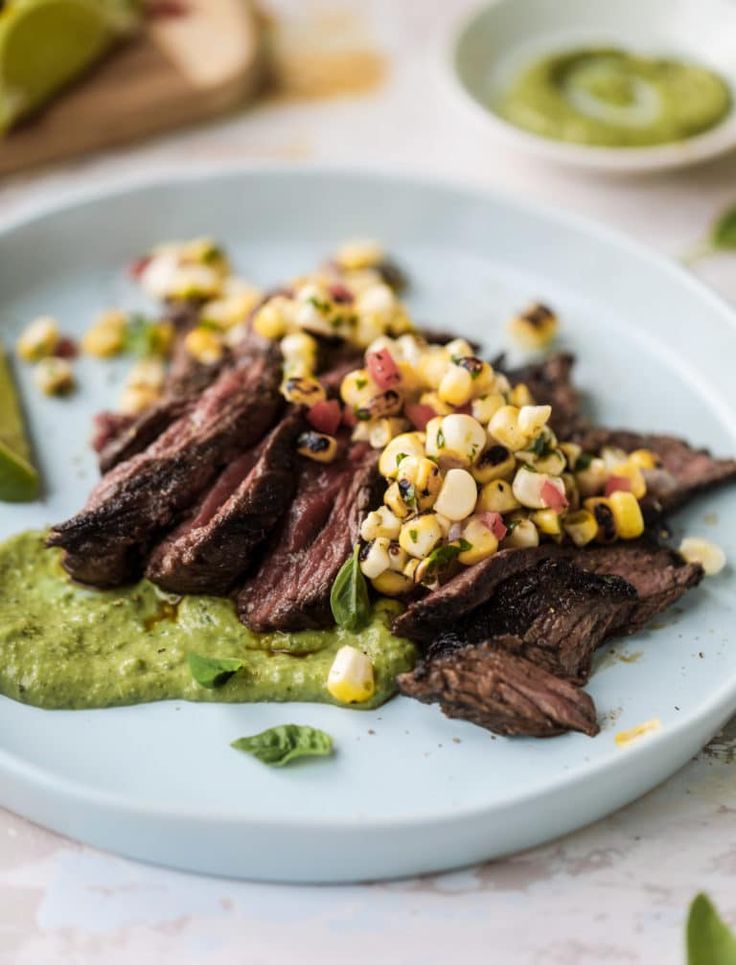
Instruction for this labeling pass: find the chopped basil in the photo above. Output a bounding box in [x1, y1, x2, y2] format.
[424, 539, 472, 577]
[687, 893, 736, 964]
[231, 724, 334, 767]
[396, 452, 407, 467]
[356, 377, 368, 390]
[123, 314, 161, 357]
[188, 653, 243, 688]
[330, 544, 371, 631]
[436, 428, 446, 449]
[409, 528, 418, 543]
[575, 452, 594, 472]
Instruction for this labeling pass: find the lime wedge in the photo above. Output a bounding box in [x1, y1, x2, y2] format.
[0, 0, 137, 133]
[0, 341, 39, 502]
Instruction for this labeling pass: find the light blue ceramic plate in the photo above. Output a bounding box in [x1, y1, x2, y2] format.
[1, 166, 735, 883]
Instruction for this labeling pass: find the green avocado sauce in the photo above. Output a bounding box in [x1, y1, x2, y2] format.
[0, 531, 417, 711]
[499, 47, 731, 147]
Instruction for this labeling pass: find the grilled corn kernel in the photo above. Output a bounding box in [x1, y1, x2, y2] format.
[356, 389, 403, 422]
[417, 347, 451, 389]
[427, 413, 486, 466]
[17, 315, 60, 362]
[488, 405, 527, 451]
[252, 300, 289, 340]
[397, 456, 442, 511]
[471, 392, 505, 425]
[533, 448, 567, 477]
[583, 497, 618, 543]
[360, 506, 402, 541]
[372, 570, 413, 596]
[458, 518, 499, 565]
[399, 515, 443, 559]
[340, 368, 375, 408]
[81, 310, 127, 358]
[119, 384, 160, 415]
[508, 303, 558, 349]
[434, 468, 478, 521]
[628, 448, 660, 471]
[403, 558, 421, 581]
[563, 510, 597, 547]
[561, 472, 581, 512]
[378, 432, 426, 479]
[384, 482, 413, 519]
[297, 430, 338, 463]
[503, 518, 539, 548]
[201, 286, 261, 330]
[359, 537, 392, 579]
[281, 330, 317, 364]
[600, 446, 630, 472]
[512, 467, 566, 510]
[609, 461, 647, 500]
[327, 645, 375, 703]
[608, 490, 645, 540]
[531, 508, 563, 537]
[560, 442, 582, 470]
[438, 365, 474, 407]
[517, 405, 552, 438]
[33, 357, 74, 396]
[471, 444, 515, 484]
[387, 541, 409, 572]
[679, 536, 726, 576]
[575, 456, 608, 497]
[508, 383, 535, 408]
[478, 478, 521, 515]
[445, 338, 475, 359]
[334, 239, 384, 272]
[184, 327, 224, 365]
[282, 376, 327, 407]
[419, 391, 453, 417]
[126, 358, 166, 391]
[369, 417, 408, 450]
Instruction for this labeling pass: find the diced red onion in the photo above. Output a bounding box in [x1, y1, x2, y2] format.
[308, 400, 342, 435]
[405, 403, 435, 430]
[604, 475, 632, 498]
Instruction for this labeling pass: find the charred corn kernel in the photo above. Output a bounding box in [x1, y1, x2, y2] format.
[414, 556, 437, 586]
[438, 365, 474, 407]
[508, 303, 558, 349]
[119, 384, 159, 415]
[615, 718, 661, 747]
[252, 300, 289, 340]
[403, 558, 421, 581]
[561, 472, 581, 511]
[395, 334, 426, 366]
[560, 442, 582, 470]
[575, 456, 608, 497]
[384, 482, 413, 519]
[445, 338, 475, 358]
[360, 506, 402, 541]
[399, 514, 443, 559]
[184, 327, 224, 365]
[517, 405, 552, 439]
[503, 518, 539, 548]
[471, 392, 505, 425]
[456, 357, 496, 396]
[417, 347, 451, 389]
[471, 444, 515, 484]
[359, 537, 392, 580]
[33, 357, 74, 396]
[563, 509, 597, 547]
[280, 331, 318, 365]
[387, 541, 409, 572]
[340, 368, 376, 408]
[297, 430, 338, 463]
[81, 310, 127, 357]
[512, 467, 566, 510]
[508, 383, 535, 408]
[608, 490, 645, 540]
[17, 316, 60, 362]
[679, 536, 726, 576]
[433, 468, 478, 521]
[531, 508, 563, 536]
[397, 456, 442, 511]
[427, 413, 486, 466]
[327, 645, 375, 703]
[334, 239, 384, 271]
[378, 432, 426, 479]
[612, 461, 647, 499]
[126, 358, 166, 391]
[356, 389, 403, 422]
[584, 497, 617, 543]
[488, 405, 527, 451]
[628, 448, 660, 471]
[370, 417, 408, 450]
[283, 359, 312, 380]
[520, 447, 566, 477]
[282, 376, 326, 406]
[419, 390, 453, 416]
[478, 478, 521, 514]
[458, 518, 499, 565]
[372, 570, 413, 596]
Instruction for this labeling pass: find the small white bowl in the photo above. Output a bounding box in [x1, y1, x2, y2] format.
[449, 0, 736, 173]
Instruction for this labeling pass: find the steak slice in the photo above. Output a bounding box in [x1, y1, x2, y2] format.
[501, 352, 582, 439]
[573, 427, 736, 519]
[237, 442, 382, 631]
[145, 410, 304, 595]
[48, 337, 283, 587]
[398, 644, 599, 738]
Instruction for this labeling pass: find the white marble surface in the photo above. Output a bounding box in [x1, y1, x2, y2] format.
[1, 1, 735, 961]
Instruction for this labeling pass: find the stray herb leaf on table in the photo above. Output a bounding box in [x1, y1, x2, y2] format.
[231, 724, 334, 767]
[687, 893, 736, 965]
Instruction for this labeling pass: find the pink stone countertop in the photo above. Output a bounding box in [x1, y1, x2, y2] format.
[1, 2, 735, 962]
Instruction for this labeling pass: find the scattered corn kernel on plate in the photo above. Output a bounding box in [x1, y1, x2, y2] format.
[1, 166, 735, 883]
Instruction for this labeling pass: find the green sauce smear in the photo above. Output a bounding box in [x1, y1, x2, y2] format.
[0, 531, 417, 711]
[499, 47, 731, 147]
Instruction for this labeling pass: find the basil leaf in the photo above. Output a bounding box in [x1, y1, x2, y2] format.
[423, 539, 472, 578]
[188, 653, 243, 688]
[330, 544, 371, 631]
[711, 205, 736, 252]
[231, 724, 333, 767]
[687, 893, 736, 965]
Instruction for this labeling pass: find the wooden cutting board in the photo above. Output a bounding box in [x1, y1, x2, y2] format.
[0, 0, 263, 177]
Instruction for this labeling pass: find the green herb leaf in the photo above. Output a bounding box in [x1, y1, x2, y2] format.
[711, 205, 736, 252]
[123, 313, 159, 357]
[687, 893, 736, 965]
[231, 724, 333, 767]
[330, 544, 371, 631]
[575, 452, 594, 472]
[187, 653, 243, 689]
[424, 539, 472, 577]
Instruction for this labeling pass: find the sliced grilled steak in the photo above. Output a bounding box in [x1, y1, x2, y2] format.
[48, 337, 283, 587]
[237, 442, 382, 631]
[573, 427, 736, 519]
[146, 410, 304, 595]
[501, 352, 582, 439]
[398, 644, 599, 738]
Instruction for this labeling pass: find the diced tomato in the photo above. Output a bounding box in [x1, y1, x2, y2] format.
[405, 403, 435, 430]
[541, 479, 569, 512]
[129, 255, 152, 279]
[366, 348, 401, 390]
[328, 283, 354, 304]
[53, 336, 78, 359]
[480, 511, 507, 541]
[455, 402, 473, 415]
[342, 405, 358, 427]
[604, 475, 632, 498]
[307, 400, 342, 435]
